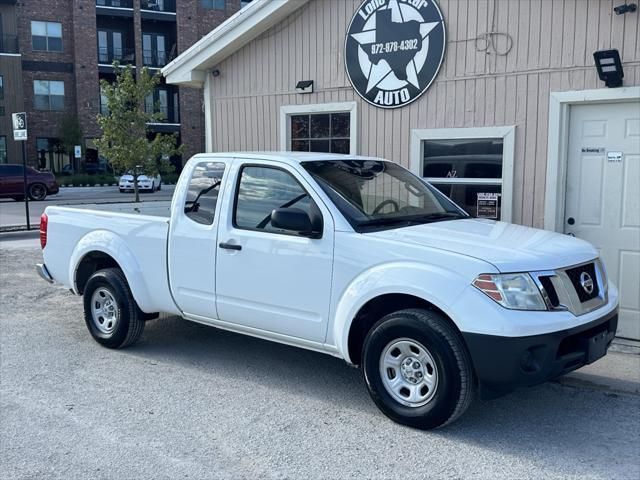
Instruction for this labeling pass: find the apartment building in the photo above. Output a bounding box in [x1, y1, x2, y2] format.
[0, 0, 247, 171]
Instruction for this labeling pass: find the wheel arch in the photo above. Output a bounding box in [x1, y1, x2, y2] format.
[331, 262, 471, 365]
[346, 293, 463, 366]
[69, 230, 154, 312]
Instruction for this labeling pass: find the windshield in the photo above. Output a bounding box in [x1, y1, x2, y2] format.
[302, 160, 467, 232]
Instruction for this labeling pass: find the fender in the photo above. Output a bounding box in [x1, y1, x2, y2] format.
[331, 261, 474, 364]
[69, 229, 155, 313]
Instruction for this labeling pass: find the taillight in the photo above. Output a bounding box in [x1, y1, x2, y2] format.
[40, 213, 48, 249]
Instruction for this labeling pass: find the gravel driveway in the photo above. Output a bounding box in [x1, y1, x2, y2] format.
[1, 245, 639, 480]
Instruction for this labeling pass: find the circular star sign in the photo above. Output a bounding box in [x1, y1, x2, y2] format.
[345, 0, 446, 109]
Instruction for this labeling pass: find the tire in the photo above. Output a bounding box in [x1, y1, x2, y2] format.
[150, 182, 155, 193]
[157, 182, 161, 191]
[28, 183, 47, 201]
[361, 308, 475, 429]
[83, 268, 145, 349]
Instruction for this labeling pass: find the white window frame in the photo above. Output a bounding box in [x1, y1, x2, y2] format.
[409, 126, 516, 222]
[279, 101, 358, 155]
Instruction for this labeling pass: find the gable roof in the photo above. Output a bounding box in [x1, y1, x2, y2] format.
[162, 0, 309, 88]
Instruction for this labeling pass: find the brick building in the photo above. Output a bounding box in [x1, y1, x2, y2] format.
[0, 0, 249, 171]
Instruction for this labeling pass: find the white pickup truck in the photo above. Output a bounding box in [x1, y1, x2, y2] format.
[37, 153, 618, 429]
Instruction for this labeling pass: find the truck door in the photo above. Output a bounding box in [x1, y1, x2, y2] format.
[215, 159, 335, 343]
[168, 158, 230, 318]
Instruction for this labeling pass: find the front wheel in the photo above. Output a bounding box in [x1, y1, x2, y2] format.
[83, 268, 145, 348]
[362, 309, 475, 429]
[28, 183, 47, 201]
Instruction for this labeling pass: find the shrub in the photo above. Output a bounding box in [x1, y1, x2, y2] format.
[57, 173, 118, 187]
[162, 172, 179, 185]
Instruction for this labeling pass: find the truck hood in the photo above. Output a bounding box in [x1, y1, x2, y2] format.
[367, 218, 598, 272]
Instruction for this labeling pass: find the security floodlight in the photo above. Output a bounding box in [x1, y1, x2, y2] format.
[614, 3, 637, 14]
[593, 49, 624, 88]
[295, 80, 314, 94]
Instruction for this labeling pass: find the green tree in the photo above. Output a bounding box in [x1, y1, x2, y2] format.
[58, 114, 82, 173]
[95, 63, 181, 202]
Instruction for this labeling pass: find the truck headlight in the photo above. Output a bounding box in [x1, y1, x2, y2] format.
[473, 273, 547, 311]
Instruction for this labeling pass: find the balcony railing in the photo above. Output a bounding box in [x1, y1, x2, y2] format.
[0, 34, 19, 54]
[98, 47, 136, 65]
[141, 0, 176, 12]
[96, 0, 133, 8]
[142, 49, 175, 68]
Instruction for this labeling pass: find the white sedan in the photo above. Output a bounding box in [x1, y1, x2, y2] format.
[118, 173, 161, 193]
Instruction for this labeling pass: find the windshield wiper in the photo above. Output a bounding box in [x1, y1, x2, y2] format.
[357, 212, 466, 229]
[185, 180, 221, 213]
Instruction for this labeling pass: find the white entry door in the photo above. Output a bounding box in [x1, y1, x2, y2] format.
[565, 101, 640, 340]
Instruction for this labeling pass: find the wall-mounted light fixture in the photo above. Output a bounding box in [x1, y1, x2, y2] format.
[295, 80, 314, 94]
[593, 49, 624, 88]
[211, 69, 220, 77]
[614, 3, 637, 14]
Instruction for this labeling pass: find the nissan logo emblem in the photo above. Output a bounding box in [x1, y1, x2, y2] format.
[580, 272, 594, 295]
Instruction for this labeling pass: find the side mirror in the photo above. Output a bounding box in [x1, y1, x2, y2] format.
[271, 208, 320, 238]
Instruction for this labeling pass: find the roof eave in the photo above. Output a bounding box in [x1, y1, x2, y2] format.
[163, 0, 309, 88]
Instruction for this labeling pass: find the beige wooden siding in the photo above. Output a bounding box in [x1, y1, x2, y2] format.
[208, 0, 640, 227]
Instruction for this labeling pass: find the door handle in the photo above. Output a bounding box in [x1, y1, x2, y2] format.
[219, 242, 242, 251]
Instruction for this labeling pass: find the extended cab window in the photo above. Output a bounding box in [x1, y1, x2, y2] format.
[234, 166, 314, 235]
[184, 162, 225, 225]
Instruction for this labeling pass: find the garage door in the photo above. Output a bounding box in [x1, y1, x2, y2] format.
[565, 101, 640, 340]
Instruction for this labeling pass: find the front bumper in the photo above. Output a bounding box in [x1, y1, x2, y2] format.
[120, 184, 153, 191]
[463, 308, 618, 399]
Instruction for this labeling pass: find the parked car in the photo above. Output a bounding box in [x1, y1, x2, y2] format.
[36, 153, 618, 429]
[118, 172, 161, 193]
[0, 164, 59, 201]
[84, 158, 113, 175]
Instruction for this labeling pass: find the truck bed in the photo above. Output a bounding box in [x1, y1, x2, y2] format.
[43, 206, 179, 315]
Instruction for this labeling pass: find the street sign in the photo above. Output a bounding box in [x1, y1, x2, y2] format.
[74, 145, 82, 158]
[12, 112, 27, 141]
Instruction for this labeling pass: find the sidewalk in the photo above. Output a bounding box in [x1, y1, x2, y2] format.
[558, 340, 640, 395]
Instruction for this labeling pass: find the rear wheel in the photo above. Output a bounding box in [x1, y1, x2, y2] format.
[28, 183, 47, 201]
[362, 308, 475, 429]
[83, 268, 145, 348]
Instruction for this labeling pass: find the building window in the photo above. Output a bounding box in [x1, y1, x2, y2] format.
[0, 136, 7, 163]
[184, 161, 226, 225]
[31, 21, 63, 52]
[410, 127, 516, 222]
[200, 0, 226, 10]
[145, 88, 173, 122]
[100, 85, 109, 116]
[290, 113, 351, 154]
[280, 102, 358, 155]
[0, 75, 4, 99]
[33, 80, 65, 111]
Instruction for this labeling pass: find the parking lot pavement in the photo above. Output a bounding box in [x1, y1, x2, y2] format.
[1, 244, 639, 480]
[0, 185, 175, 228]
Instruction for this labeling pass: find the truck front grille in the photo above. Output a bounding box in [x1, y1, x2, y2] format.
[531, 260, 607, 316]
[565, 262, 600, 302]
